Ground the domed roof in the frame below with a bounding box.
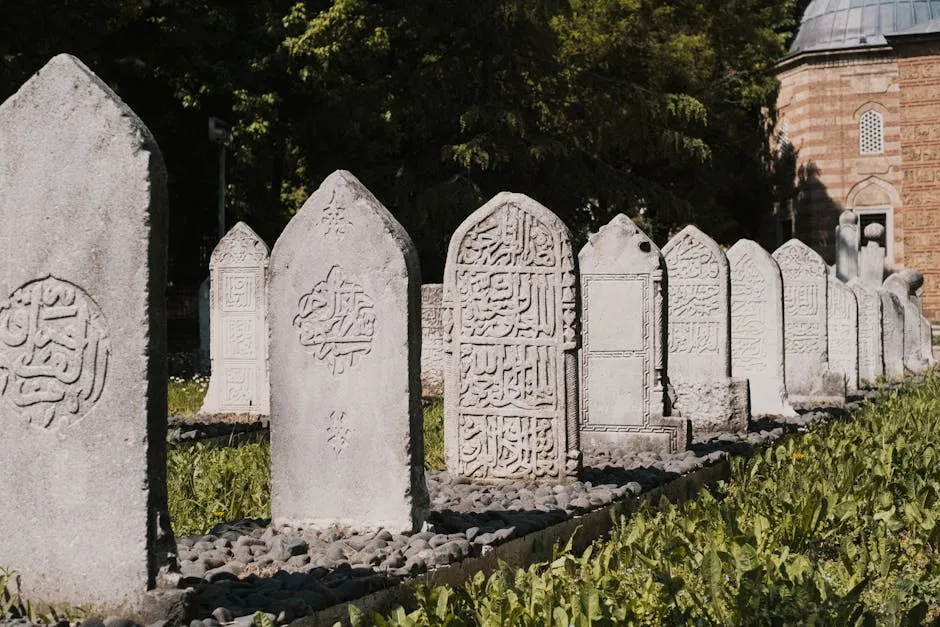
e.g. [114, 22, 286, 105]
[790, 0, 940, 54]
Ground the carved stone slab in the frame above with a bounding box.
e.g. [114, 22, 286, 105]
[859, 223, 886, 289]
[727, 240, 795, 417]
[884, 272, 929, 373]
[828, 278, 859, 394]
[849, 280, 883, 385]
[0, 55, 180, 618]
[201, 222, 270, 415]
[662, 225, 748, 435]
[420, 284, 444, 396]
[269, 170, 428, 533]
[880, 290, 905, 379]
[578, 215, 690, 453]
[835, 210, 859, 282]
[443, 193, 580, 482]
[773, 240, 845, 406]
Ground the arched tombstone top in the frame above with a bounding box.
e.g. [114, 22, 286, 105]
[883, 272, 907, 299]
[661, 224, 728, 280]
[211, 221, 269, 268]
[772, 239, 828, 277]
[898, 268, 924, 293]
[579, 213, 661, 272]
[728, 239, 781, 282]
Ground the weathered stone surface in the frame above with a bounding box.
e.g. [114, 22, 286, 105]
[772, 240, 845, 406]
[578, 214, 690, 453]
[880, 289, 906, 379]
[828, 278, 859, 394]
[198, 277, 210, 372]
[727, 240, 796, 417]
[662, 225, 748, 435]
[849, 280, 884, 385]
[920, 314, 936, 368]
[859, 223, 886, 289]
[443, 192, 581, 481]
[0, 54, 181, 618]
[200, 222, 270, 415]
[834, 209, 859, 282]
[269, 170, 428, 532]
[420, 284, 444, 397]
[884, 271, 930, 373]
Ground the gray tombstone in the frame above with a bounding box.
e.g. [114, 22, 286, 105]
[443, 193, 581, 481]
[773, 240, 845, 407]
[859, 223, 886, 289]
[420, 284, 444, 397]
[880, 290, 906, 379]
[578, 215, 690, 453]
[268, 170, 428, 533]
[198, 277, 210, 373]
[835, 209, 860, 282]
[850, 280, 884, 385]
[200, 222, 270, 415]
[884, 272, 930, 373]
[828, 278, 860, 394]
[662, 225, 749, 436]
[728, 240, 796, 417]
[0, 55, 182, 619]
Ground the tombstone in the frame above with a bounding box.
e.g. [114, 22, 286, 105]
[268, 170, 428, 532]
[850, 280, 884, 385]
[884, 272, 930, 373]
[662, 225, 748, 435]
[834, 209, 860, 282]
[880, 290, 906, 379]
[200, 222, 270, 415]
[443, 192, 581, 481]
[198, 276, 210, 372]
[420, 284, 444, 396]
[859, 223, 886, 289]
[0, 55, 182, 619]
[828, 278, 859, 394]
[727, 240, 796, 417]
[578, 215, 690, 453]
[773, 240, 845, 406]
[900, 268, 925, 311]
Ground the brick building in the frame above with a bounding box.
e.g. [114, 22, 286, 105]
[776, 0, 940, 320]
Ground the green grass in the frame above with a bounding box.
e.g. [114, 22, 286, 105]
[423, 397, 445, 471]
[168, 375, 209, 417]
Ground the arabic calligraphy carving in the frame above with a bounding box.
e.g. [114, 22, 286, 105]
[326, 410, 350, 456]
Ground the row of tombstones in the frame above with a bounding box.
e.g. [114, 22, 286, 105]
[0, 55, 933, 619]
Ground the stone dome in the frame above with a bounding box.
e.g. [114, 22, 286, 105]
[790, 0, 940, 54]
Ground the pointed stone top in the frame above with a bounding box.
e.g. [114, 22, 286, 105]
[466, 191, 570, 237]
[727, 238, 773, 261]
[662, 224, 720, 252]
[773, 238, 827, 275]
[839, 209, 859, 227]
[661, 224, 726, 274]
[580, 213, 660, 271]
[211, 221, 269, 267]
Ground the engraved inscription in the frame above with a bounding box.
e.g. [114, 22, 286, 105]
[457, 414, 558, 479]
[665, 229, 724, 360]
[668, 322, 719, 353]
[730, 252, 766, 369]
[214, 225, 268, 265]
[294, 265, 375, 374]
[224, 367, 251, 405]
[326, 410, 350, 456]
[665, 236, 720, 279]
[784, 284, 818, 316]
[457, 270, 558, 339]
[223, 318, 255, 359]
[318, 191, 352, 239]
[459, 343, 557, 410]
[221, 274, 255, 311]
[0, 276, 110, 429]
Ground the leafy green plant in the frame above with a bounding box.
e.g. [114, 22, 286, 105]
[168, 375, 209, 417]
[423, 397, 445, 471]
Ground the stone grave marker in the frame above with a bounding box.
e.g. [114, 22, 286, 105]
[198, 276, 210, 372]
[884, 272, 930, 373]
[859, 223, 886, 289]
[835, 209, 859, 282]
[662, 225, 748, 435]
[828, 277, 859, 394]
[420, 283, 444, 396]
[880, 290, 906, 379]
[443, 193, 581, 481]
[773, 240, 845, 406]
[200, 222, 270, 415]
[269, 170, 428, 532]
[727, 240, 796, 417]
[0, 55, 182, 619]
[578, 214, 690, 453]
[850, 280, 884, 385]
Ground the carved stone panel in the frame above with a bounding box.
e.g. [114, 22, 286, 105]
[444, 193, 580, 482]
[578, 215, 689, 453]
[420, 284, 444, 396]
[828, 278, 859, 394]
[728, 240, 794, 417]
[269, 170, 427, 533]
[0, 54, 178, 616]
[200, 222, 270, 415]
[850, 280, 884, 385]
[835, 210, 859, 282]
[880, 290, 905, 379]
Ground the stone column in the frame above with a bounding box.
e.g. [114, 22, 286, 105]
[859, 223, 886, 289]
[835, 209, 859, 283]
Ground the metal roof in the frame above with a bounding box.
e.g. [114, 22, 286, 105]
[790, 0, 940, 54]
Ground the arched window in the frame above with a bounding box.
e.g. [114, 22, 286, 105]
[859, 109, 884, 155]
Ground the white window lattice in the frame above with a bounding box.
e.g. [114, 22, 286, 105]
[859, 110, 884, 155]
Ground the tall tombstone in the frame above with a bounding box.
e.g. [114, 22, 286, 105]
[828, 278, 859, 394]
[850, 280, 884, 385]
[884, 272, 930, 373]
[859, 223, 886, 289]
[0, 55, 181, 618]
[578, 215, 690, 453]
[443, 193, 581, 481]
[420, 284, 444, 396]
[198, 276, 210, 372]
[662, 226, 748, 435]
[880, 290, 906, 379]
[269, 170, 428, 532]
[834, 209, 860, 282]
[773, 240, 845, 406]
[727, 240, 796, 417]
[200, 222, 270, 415]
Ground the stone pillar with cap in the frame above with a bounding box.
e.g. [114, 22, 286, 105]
[835, 209, 860, 283]
[859, 223, 886, 289]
